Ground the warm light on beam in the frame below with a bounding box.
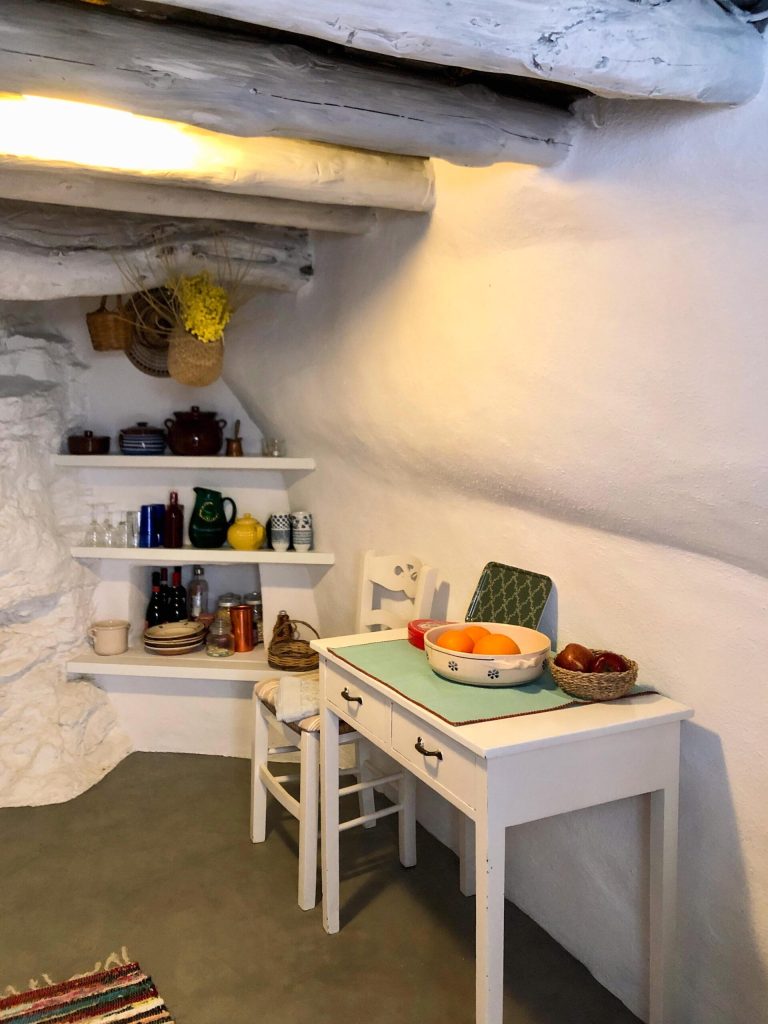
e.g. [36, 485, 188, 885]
[0, 94, 204, 172]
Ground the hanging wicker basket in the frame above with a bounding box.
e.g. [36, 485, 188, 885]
[168, 326, 224, 387]
[268, 612, 320, 672]
[86, 296, 134, 352]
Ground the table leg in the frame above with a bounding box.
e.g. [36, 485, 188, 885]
[649, 784, 679, 1024]
[459, 813, 476, 897]
[475, 821, 506, 1024]
[398, 769, 417, 867]
[320, 703, 340, 934]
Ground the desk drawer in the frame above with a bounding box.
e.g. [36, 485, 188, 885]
[325, 667, 390, 743]
[391, 706, 476, 810]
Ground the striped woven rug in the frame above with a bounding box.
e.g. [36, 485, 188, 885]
[0, 962, 175, 1023]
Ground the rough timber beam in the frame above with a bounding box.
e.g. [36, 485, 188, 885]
[0, 133, 434, 214]
[0, 200, 313, 300]
[133, 0, 765, 104]
[0, 166, 376, 235]
[0, 0, 572, 168]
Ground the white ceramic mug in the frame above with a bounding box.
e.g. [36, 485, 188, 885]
[88, 619, 130, 656]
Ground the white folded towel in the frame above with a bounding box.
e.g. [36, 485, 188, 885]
[274, 671, 320, 723]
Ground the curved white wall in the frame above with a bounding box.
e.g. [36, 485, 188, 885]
[224, 89, 768, 1021]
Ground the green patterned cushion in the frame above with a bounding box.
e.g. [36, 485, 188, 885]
[465, 562, 552, 629]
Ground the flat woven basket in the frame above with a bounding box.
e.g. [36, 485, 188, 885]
[86, 296, 134, 352]
[549, 650, 638, 701]
[268, 617, 320, 672]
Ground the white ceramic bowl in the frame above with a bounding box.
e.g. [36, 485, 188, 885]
[424, 622, 550, 688]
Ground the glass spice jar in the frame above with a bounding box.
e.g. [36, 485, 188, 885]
[206, 609, 235, 657]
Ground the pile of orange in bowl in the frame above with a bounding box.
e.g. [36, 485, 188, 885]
[424, 621, 550, 688]
[433, 624, 521, 656]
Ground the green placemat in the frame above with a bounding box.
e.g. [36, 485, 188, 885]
[329, 639, 655, 726]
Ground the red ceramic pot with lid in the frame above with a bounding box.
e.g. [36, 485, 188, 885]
[165, 406, 227, 456]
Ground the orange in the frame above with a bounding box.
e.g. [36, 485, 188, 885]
[435, 629, 474, 654]
[462, 625, 490, 645]
[473, 633, 521, 656]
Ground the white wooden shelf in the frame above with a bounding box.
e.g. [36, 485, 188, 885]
[71, 546, 334, 565]
[67, 646, 274, 680]
[54, 455, 315, 471]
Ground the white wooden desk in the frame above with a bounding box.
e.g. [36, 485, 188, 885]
[314, 630, 693, 1024]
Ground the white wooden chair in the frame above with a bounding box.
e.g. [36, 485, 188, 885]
[250, 550, 438, 910]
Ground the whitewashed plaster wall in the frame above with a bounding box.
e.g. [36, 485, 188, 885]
[223, 89, 768, 1021]
[0, 296, 279, 799]
[0, 304, 130, 806]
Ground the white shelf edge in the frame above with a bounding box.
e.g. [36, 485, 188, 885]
[54, 455, 315, 471]
[70, 546, 334, 565]
[66, 646, 275, 681]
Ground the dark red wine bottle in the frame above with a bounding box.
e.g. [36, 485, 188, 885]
[145, 571, 164, 628]
[158, 567, 170, 623]
[163, 491, 184, 548]
[166, 565, 188, 623]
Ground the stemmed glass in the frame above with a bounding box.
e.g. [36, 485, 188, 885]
[83, 504, 104, 547]
[101, 508, 115, 548]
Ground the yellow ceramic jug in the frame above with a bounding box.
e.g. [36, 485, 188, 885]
[227, 513, 266, 551]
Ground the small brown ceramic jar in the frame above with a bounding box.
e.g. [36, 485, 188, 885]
[67, 430, 110, 455]
[164, 406, 227, 456]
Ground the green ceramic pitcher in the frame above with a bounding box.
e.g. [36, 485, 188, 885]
[188, 487, 237, 549]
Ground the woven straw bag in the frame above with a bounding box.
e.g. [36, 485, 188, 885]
[549, 651, 638, 701]
[86, 296, 134, 352]
[168, 327, 223, 387]
[268, 612, 320, 672]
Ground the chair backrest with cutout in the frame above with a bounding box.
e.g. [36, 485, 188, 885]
[356, 551, 438, 632]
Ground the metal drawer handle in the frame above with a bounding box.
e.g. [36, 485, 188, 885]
[415, 736, 443, 761]
[341, 687, 362, 705]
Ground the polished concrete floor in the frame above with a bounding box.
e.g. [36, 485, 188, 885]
[1, 753, 638, 1023]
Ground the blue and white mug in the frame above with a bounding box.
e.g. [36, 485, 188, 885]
[290, 512, 313, 552]
[270, 512, 291, 552]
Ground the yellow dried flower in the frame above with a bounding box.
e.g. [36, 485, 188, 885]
[175, 272, 232, 343]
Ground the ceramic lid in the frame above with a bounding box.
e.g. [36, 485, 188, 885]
[69, 430, 108, 441]
[119, 421, 165, 436]
[171, 405, 218, 419]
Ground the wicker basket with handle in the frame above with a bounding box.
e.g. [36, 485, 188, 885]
[86, 295, 134, 352]
[268, 611, 320, 672]
[549, 651, 638, 701]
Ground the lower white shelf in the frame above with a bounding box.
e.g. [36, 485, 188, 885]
[67, 646, 276, 681]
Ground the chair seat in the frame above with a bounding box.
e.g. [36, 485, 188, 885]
[254, 677, 356, 735]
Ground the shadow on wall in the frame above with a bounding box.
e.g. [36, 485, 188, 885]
[223, 207, 431, 441]
[671, 721, 768, 1018]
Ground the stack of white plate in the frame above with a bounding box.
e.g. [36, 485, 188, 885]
[144, 620, 206, 656]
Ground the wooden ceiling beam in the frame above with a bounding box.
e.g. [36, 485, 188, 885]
[134, 0, 765, 104]
[0, 134, 435, 213]
[0, 0, 572, 168]
[0, 199, 313, 300]
[0, 166, 376, 234]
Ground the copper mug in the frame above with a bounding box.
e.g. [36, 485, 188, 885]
[230, 605, 254, 652]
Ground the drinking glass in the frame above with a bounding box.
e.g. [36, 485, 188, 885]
[112, 516, 128, 548]
[261, 437, 286, 457]
[125, 511, 140, 548]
